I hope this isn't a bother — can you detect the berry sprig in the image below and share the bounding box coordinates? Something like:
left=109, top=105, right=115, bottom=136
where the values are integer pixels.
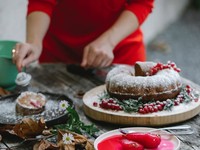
left=98, top=98, right=122, bottom=111
left=147, top=61, right=181, bottom=76
left=93, top=85, right=199, bottom=114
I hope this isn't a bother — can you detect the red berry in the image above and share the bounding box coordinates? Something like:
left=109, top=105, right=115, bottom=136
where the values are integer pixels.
left=143, top=106, right=149, bottom=113
left=153, top=106, right=158, bottom=112
left=179, top=98, right=184, bottom=103
left=170, top=62, right=175, bottom=67
left=186, top=85, right=191, bottom=89
left=152, top=68, right=157, bottom=75
left=174, top=100, right=180, bottom=106
left=186, top=89, right=191, bottom=94
left=156, top=63, right=162, bottom=69
left=110, top=104, right=115, bottom=110
left=93, top=102, right=98, bottom=107
left=100, top=101, right=109, bottom=109
left=157, top=104, right=163, bottom=111
left=148, top=105, right=154, bottom=112
left=108, top=99, right=114, bottom=103
left=138, top=108, right=146, bottom=114
left=163, top=65, right=169, bottom=69
left=159, top=102, right=165, bottom=107
left=113, top=104, right=120, bottom=110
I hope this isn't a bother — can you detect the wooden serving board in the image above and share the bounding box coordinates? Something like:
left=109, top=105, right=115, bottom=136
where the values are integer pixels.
left=83, top=81, right=200, bottom=126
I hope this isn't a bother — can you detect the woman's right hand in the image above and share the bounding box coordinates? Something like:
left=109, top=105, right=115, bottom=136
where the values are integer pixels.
left=12, top=42, right=42, bottom=72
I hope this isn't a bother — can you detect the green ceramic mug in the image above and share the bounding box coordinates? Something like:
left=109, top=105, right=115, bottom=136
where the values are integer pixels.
left=0, top=40, right=19, bottom=90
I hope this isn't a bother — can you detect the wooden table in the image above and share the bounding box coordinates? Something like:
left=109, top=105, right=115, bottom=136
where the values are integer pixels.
left=0, top=63, right=200, bottom=150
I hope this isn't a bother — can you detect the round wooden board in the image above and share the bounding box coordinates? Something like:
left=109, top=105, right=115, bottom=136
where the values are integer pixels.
left=83, top=85, right=200, bottom=126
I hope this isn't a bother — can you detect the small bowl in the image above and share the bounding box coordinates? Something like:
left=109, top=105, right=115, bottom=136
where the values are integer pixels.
left=0, top=40, right=19, bottom=90
left=94, top=127, right=180, bottom=150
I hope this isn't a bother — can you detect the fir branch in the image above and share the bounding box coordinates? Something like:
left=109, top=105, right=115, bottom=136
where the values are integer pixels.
left=53, top=107, right=99, bottom=137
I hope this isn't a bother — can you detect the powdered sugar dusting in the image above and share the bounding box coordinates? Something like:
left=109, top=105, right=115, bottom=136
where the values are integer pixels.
left=0, top=93, right=72, bottom=124
left=106, top=65, right=134, bottom=82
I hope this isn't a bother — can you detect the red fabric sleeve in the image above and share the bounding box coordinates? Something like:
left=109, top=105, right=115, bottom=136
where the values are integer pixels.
left=28, top=0, right=57, bottom=17
left=126, top=0, right=154, bottom=25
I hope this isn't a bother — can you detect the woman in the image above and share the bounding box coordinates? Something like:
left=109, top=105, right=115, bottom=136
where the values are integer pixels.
left=13, top=0, right=154, bottom=71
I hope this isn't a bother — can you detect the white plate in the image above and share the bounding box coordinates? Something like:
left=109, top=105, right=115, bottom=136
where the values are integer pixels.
left=94, top=127, right=180, bottom=150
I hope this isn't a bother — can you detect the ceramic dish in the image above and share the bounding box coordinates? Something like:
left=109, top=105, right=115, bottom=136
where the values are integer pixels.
left=0, top=92, right=73, bottom=126
left=94, top=127, right=180, bottom=150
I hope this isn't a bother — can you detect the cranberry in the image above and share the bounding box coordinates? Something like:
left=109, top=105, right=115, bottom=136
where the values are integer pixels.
left=138, top=108, right=146, bottom=114
left=93, top=102, right=98, bottom=107
left=157, top=104, right=163, bottom=111
left=179, top=98, right=184, bottom=103
left=186, top=89, right=191, bottom=94
left=143, top=106, right=149, bottom=113
left=153, top=106, right=158, bottom=112
left=108, top=99, right=114, bottom=103
left=148, top=106, right=154, bottom=112
left=186, top=85, right=191, bottom=89
left=171, top=63, right=175, bottom=67
left=159, top=102, right=166, bottom=107
left=100, top=101, right=109, bottom=109
left=174, top=100, right=180, bottom=106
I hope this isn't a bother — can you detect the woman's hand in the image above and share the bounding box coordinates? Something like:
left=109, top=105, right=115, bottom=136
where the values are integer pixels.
left=81, top=34, right=115, bottom=69
left=12, top=11, right=51, bottom=72
left=12, top=43, right=42, bottom=72
left=81, top=10, right=140, bottom=69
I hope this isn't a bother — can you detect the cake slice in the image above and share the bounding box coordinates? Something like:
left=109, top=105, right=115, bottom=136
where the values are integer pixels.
left=16, top=91, right=46, bottom=115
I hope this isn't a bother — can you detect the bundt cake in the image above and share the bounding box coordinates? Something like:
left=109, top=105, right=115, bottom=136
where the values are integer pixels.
left=16, top=91, right=46, bottom=115
left=106, top=61, right=182, bottom=101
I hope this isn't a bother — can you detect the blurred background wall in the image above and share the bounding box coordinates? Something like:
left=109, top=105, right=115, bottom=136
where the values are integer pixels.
left=142, top=0, right=190, bottom=43
left=0, top=0, right=27, bottom=42
left=0, top=0, right=190, bottom=44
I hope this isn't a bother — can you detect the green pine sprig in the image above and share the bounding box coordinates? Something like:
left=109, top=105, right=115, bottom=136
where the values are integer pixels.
left=53, top=106, right=99, bottom=137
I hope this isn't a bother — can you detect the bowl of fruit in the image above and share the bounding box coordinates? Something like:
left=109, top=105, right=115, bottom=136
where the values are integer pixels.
left=94, top=127, right=180, bottom=150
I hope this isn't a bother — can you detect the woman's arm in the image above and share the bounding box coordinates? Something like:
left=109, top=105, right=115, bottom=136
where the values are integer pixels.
left=108, top=0, right=154, bottom=46
left=81, top=0, right=154, bottom=68
left=13, top=12, right=50, bottom=72
left=81, top=10, right=139, bottom=68
left=27, top=11, right=50, bottom=46
left=13, top=0, right=56, bottom=71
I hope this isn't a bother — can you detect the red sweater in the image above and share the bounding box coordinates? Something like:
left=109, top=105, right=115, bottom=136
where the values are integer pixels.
left=28, top=0, right=154, bottom=65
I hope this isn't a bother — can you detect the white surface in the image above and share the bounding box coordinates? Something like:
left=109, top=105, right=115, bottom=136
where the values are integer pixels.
left=0, top=0, right=27, bottom=42
left=142, top=0, right=190, bottom=43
